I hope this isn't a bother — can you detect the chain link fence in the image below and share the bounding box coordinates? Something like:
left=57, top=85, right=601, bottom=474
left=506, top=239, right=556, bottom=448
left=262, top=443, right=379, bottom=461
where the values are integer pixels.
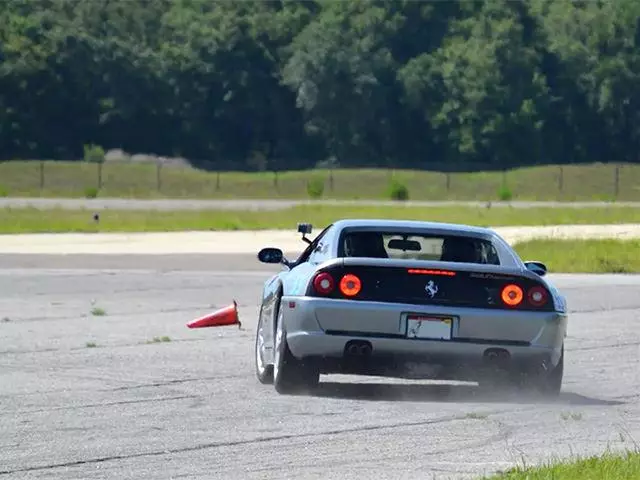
left=0, top=160, right=636, bottom=202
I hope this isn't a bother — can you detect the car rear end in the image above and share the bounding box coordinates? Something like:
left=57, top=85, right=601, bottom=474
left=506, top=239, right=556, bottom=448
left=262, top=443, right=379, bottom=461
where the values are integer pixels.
left=281, top=258, right=567, bottom=380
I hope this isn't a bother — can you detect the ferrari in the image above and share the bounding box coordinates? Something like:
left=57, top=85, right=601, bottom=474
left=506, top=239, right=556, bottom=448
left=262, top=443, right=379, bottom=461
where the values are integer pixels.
left=254, top=219, right=568, bottom=395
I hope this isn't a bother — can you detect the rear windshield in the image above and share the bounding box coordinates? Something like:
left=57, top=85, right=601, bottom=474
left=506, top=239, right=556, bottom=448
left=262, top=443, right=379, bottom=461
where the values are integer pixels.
left=339, top=230, right=500, bottom=265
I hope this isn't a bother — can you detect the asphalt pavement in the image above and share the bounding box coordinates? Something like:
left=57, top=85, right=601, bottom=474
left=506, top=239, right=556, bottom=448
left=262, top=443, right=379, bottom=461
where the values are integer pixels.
left=2, top=197, right=640, bottom=211
left=1, top=255, right=639, bottom=480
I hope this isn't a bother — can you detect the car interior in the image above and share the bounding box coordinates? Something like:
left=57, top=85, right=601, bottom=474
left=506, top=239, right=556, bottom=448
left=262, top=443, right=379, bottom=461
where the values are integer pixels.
left=342, top=231, right=500, bottom=265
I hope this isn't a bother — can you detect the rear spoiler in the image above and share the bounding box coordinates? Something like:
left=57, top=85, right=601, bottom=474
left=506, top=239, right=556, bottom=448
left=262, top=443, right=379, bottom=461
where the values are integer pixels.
left=338, top=257, right=539, bottom=280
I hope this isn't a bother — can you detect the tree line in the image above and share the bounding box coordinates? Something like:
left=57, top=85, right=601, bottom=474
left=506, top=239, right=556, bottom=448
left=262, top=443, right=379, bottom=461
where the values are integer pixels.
left=1, top=0, right=639, bottom=172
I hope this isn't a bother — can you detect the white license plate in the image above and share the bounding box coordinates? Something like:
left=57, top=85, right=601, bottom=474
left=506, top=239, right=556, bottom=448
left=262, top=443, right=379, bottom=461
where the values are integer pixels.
left=406, top=315, right=452, bottom=340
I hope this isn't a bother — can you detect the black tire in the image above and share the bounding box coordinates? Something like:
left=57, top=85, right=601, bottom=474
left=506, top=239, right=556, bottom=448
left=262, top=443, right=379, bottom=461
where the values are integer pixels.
left=478, top=346, right=564, bottom=397
left=273, top=307, right=319, bottom=394
left=254, top=304, right=274, bottom=384
left=534, top=345, right=564, bottom=397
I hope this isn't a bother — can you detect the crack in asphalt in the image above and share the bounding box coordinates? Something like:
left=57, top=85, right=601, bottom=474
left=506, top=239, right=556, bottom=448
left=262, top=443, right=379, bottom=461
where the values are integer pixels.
left=0, top=398, right=609, bottom=477
left=0, top=412, right=501, bottom=476
left=8, top=394, right=199, bottom=415
left=569, top=305, right=640, bottom=314
left=570, top=340, right=640, bottom=352
left=0, top=374, right=245, bottom=401
left=0, top=337, right=214, bottom=356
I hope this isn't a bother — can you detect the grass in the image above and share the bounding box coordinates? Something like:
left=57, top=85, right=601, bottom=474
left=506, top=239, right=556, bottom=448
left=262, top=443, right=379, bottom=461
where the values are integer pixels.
left=146, top=336, right=171, bottom=344
left=483, top=451, right=640, bottom=479
left=0, top=161, right=636, bottom=201
left=2, top=206, right=639, bottom=272
left=2, top=204, right=640, bottom=234
left=514, top=239, right=640, bottom=273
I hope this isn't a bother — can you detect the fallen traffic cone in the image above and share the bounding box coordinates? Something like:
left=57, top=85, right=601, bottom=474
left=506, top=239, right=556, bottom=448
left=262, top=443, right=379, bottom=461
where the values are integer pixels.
left=186, top=300, right=242, bottom=329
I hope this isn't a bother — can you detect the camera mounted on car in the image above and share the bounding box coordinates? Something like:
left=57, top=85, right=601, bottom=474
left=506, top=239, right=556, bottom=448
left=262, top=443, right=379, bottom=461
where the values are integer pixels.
left=297, top=223, right=313, bottom=244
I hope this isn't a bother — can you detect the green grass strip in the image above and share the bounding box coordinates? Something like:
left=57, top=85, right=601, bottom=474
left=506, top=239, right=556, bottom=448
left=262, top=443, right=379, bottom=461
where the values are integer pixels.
left=483, top=451, right=640, bottom=479
left=1, top=205, right=640, bottom=234
left=514, top=239, right=640, bottom=273
left=0, top=161, right=634, bottom=201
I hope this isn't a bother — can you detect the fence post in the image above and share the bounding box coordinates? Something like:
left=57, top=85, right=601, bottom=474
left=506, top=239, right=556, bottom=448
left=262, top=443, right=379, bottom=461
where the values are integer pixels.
left=558, top=166, right=563, bottom=194
left=614, top=164, right=620, bottom=198
left=156, top=163, right=162, bottom=192
left=216, top=171, right=220, bottom=190
left=97, top=162, right=103, bottom=189
left=39, top=161, right=45, bottom=191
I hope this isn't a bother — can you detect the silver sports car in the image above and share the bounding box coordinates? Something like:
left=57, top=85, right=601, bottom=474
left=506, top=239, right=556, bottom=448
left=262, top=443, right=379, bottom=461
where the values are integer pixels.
left=254, top=219, right=568, bottom=396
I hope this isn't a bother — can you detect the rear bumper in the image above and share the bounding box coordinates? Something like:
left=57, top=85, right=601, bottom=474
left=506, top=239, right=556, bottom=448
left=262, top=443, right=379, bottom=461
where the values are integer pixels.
left=281, top=295, right=567, bottom=373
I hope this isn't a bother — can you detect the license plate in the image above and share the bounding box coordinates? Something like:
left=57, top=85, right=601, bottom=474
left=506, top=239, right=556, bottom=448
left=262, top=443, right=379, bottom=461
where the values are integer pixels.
left=406, top=315, right=452, bottom=340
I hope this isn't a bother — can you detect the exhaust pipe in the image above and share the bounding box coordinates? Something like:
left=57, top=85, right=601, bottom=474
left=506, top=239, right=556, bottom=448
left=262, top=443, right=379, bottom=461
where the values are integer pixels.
left=483, top=348, right=510, bottom=364
left=347, top=344, right=361, bottom=356
left=344, top=340, right=373, bottom=357
left=359, top=343, right=372, bottom=356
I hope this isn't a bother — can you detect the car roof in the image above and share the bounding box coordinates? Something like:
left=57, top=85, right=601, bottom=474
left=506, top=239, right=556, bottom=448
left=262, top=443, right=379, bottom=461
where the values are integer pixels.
left=330, top=218, right=496, bottom=236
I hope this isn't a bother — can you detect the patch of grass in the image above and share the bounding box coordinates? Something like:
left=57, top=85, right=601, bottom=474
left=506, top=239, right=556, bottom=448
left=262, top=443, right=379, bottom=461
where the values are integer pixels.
left=2, top=205, right=640, bottom=234
left=306, top=176, right=325, bottom=198
left=387, top=178, right=409, bottom=200
left=0, top=161, right=635, bottom=201
left=90, top=307, right=106, bottom=316
left=514, top=239, right=640, bottom=273
left=497, top=184, right=513, bottom=201
left=560, top=411, right=583, bottom=421
left=146, top=336, right=171, bottom=344
left=85, top=342, right=98, bottom=348
left=84, top=186, right=99, bottom=198
left=464, top=412, right=489, bottom=420
left=484, top=450, right=640, bottom=479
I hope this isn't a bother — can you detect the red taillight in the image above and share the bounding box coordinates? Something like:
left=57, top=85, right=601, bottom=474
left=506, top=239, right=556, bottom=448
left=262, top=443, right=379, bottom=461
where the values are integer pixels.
left=339, top=274, right=362, bottom=297
left=313, top=272, right=335, bottom=295
left=408, top=269, right=456, bottom=276
left=527, top=286, right=548, bottom=307
left=501, top=284, right=524, bottom=307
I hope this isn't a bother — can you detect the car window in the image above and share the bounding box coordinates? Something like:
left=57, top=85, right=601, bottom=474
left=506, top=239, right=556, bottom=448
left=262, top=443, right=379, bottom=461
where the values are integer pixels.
left=339, top=230, right=501, bottom=265
left=309, top=236, right=332, bottom=264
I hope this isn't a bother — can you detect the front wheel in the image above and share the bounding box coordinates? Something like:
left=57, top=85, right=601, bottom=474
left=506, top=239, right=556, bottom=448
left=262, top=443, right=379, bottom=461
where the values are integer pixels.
left=255, top=305, right=273, bottom=384
left=273, top=308, right=319, bottom=394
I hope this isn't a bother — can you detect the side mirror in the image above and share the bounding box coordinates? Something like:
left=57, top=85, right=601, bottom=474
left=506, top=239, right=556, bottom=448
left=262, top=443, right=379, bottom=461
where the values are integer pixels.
left=258, top=247, right=284, bottom=264
left=524, top=261, right=547, bottom=277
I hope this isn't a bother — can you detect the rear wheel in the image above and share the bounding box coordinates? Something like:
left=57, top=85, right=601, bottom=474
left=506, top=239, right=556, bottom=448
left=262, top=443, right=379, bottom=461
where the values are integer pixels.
left=533, top=345, right=564, bottom=397
left=273, top=307, right=319, bottom=394
left=478, top=346, right=564, bottom=397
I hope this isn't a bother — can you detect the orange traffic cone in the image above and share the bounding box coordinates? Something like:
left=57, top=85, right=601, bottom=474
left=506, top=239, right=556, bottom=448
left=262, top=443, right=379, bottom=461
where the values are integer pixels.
left=186, top=300, right=242, bottom=329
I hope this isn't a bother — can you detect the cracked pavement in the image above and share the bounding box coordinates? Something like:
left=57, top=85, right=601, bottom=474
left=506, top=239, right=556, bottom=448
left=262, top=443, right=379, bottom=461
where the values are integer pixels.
left=1, top=255, right=639, bottom=479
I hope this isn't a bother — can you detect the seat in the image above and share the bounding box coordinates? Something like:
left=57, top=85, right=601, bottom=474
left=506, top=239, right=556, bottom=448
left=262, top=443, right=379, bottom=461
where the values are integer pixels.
left=344, top=232, right=389, bottom=258
left=440, top=237, right=479, bottom=263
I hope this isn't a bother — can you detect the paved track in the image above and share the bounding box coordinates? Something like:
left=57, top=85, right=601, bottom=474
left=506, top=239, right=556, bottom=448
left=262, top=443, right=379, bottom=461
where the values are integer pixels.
left=1, top=255, right=639, bottom=480
left=2, top=197, right=640, bottom=211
